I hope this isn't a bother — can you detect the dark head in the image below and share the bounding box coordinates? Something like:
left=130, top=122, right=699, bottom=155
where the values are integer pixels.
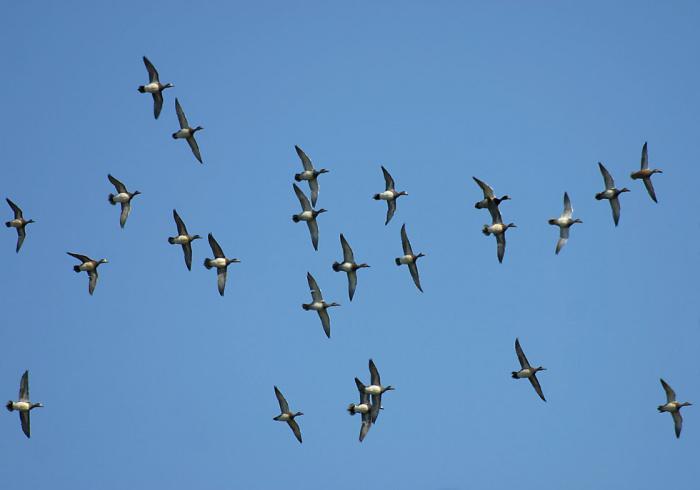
left=653, top=169, right=663, bottom=174
left=415, top=253, right=425, bottom=260
left=681, top=402, right=693, bottom=407
left=137, top=86, right=146, bottom=93
left=132, top=191, right=142, bottom=197
left=332, top=262, right=341, bottom=272
left=193, top=126, right=204, bottom=133
left=98, top=259, right=109, bottom=265
left=31, top=402, right=44, bottom=409
left=26, top=219, right=35, bottom=225
left=511, top=371, right=519, bottom=379
left=620, top=187, right=630, bottom=193
left=313, top=208, right=327, bottom=217
left=382, top=386, right=395, bottom=393
left=6, top=401, right=13, bottom=412
left=227, top=258, right=241, bottom=266
left=327, top=302, right=341, bottom=308
left=573, top=219, right=583, bottom=224
left=397, top=191, right=408, bottom=197
left=171, top=132, right=179, bottom=139
left=506, top=223, right=517, bottom=229
left=357, top=263, right=370, bottom=269
left=535, top=366, right=546, bottom=372
left=496, top=195, right=511, bottom=204
left=318, top=168, right=329, bottom=175
left=163, top=83, right=174, bottom=90
left=191, top=234, right=202, bottom=241
left=293, top=411, right=304, bottom=418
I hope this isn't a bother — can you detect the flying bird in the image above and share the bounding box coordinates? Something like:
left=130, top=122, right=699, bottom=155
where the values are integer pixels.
left=137, top=56, right=173, bottom=119
left=595, top=162, right=629, bottom=226
left=5, top=370, right=43, bottom=438
left=172, top=98, right=204, bottom=164
left=658, top=378, right=692, bottom=438
left=395, top=224, right=425, bottom=292
left=107, top=174, right=141, bottom=228
left=273, top=386, right=303, bottom=444
left=472, top=176, right=510, bottom=222
left=348, top=377, right=373, bottom=442
left=292, top=183, right=326, bottom=251
left=301, top=272, right=339, bottom=338
left=67, top=252, right=108, bottom=295
left=168, top=209, right=201, bottom=270
left=294, top=145, right=329, bottom=207
left=373, top=166, right=407, bottom=225
left=548, top=192, right=582, bottom=255
left=511, top=338, right=547, bottom=402
left=203, top=233, right=240, bottom=296
left=332, top=233, right=369, bottom=301
left=630, top=142, right=663, bottom=203
left=5, top=198, right=34, bottom=253
left=363, top=359, right=394, bottom=424
left=482, top=215, right=516, bottom=264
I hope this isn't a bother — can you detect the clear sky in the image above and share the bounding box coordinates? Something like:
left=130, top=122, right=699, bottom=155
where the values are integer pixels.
left=1, top=1, right=698, bottom=488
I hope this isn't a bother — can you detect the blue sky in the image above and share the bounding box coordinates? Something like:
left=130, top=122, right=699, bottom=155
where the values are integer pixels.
left=1, top=1, right=698, bottom=488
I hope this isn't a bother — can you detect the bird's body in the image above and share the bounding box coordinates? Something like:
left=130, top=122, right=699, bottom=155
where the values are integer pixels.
left=595, top=162, right=629, bottom=226
left=5, top=370, right=43, bottom=438
left=630, top=142, right=663, bottom=203
left=107, top=174, right=140, bottom=228
left=512, top=338, right=546, bottom=402
left=292, top=183, right=326, bottom=251
left=302, top=272, right=339, bottom=338
left=293, top=145, right=328, bottom=207
left=137, top=56, right=173, bottom=119
left=373, top=166, right=407, bottom=225
left=482, top=217, right=516, bottom=263
left=395, top=224, right=425, bottom=292
left=203, top=233, right=240, bottom=296
left=658, top=378, right=692, bottom=438
left=67, top=252, right=108, bottom=295
left=332, top=234, right=369, bottom=301
left=273, top=386, right=303, bottom=443
left=548, top=192, right=582, bottom=254
left=472, top=176, right=510, bottom=223
left=172, top=98, right=204, bottom=163
left=5, top=198, right=34, bottom=253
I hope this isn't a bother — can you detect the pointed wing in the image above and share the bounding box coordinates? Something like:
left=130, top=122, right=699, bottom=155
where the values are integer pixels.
left=369, top=360, right=381, bottom=386
left=385, top=200, right=396, bottom=225
left=487, top=204, right=503, bottom=224
left=217, top=267, right=227, bottom=296
left=318, top=309, right=331, bottom=338
left=598, top=162, right=615, bottom=189
left=562, top=192, right=573, bottom=219
left=381, top=166, right=395, bottom=190
left=20, top=411, right=30, bottom=438
left=370, top=394, right=382, bottom=423
left=143, top=56, right=159, bottom=83
left=359, top=415, right=371, bottom=442
left=295, top=145, right=313, bottom=171
left=309, top=178, right=319, bottom=207
left=19, top=370, right=29, bottom=401
left=529, top=373, right=546, bottom=402
left=182, top=243, right=193, bottom=271
left=496, top=232, right=506, bottom=263
left=274, top=386, right=289, bottom=413
left=152, top=92, right=164, bottom=119
left=641, top=142, right=648, bottom=170
left=472, top=176, right=495, bottom=199
left=187, top=136, right=203, bottom=164
left=108, top=174, right=128, bottom=194
left=515, top=339, right=530, bottom=369
left=88, top=269, right=98, bottom=295
left=610, top=198, right=621, bottom=226
left=307, top=219, right=319, bottom=251
left=67, top=252, right=91, bottom=263
left=15, top=227, right=26, bottom=253
left=6, top=198, right=23, bottom=219
left=287, top=418, right=302, bottom=443
left=408, top=263, right=423, bottom=292
left=293, top=183, right=312, bottom=211
left=555, top=237, right=568, bottom=255
left=355, top=378, right=368, bottom=400
left=119, top=202, right=131, bottom=228
left=208, top=233, right=225, bottom=258
left=347, top=270, right=357, bottom=301
left=173, top=209, right=188, bottom=235
left=400, top=224, right=414, bottom=255
left=660, top=379, right=676, bottom=403
left=643, top=178, right=658, bottom=203
left=175, top=98, right=189, bottom=129
left=672, top=411, right=683, bottom=438
left=340, top=234, right=354, bottom=263
left=307, top=273, right=322, bottom=302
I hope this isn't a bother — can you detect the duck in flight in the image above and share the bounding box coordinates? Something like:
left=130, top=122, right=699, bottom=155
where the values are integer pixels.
left=67, top=252, right=108, bottom=295
left=5, top=198, right=34, bottom=253
left=548, top=192, right=582, bottom=255
left=273, top=386, right=303, bottom=444
left=658, top=378, right=692, bottom=438
left=168, top=209, right=201, bottom=271
left=172, top=98, right=204, bottom=164
left=595, top=162, right=629, bottom=226
left=348, top=377, right=373, bottom=442
left=630, top=142, right=663, bottom=203
left=472, top=176, right=510, bottom=222
left=373, top=166, right=407, bottom=225
left=292, top=183, right=326, bottom=251
left=482, top=215, right=516, bottom=264
left=107, top=174, right=141, bottom=228
left=332, top=233, right=369, bottom=301
left=203, top=233, right=240, bottom=296
left=512, top=338, right=546, bottom=402
left=6, top=370, right=43, bottom=438
left=361, top=359, right=394, bottom=424
left=395, top=224, right=425, bottom=292
left=294, top=145, right=329, bottom=207
left=137, top=56, right=173, bottom=119
left=302, top=272, right=339, bottom=338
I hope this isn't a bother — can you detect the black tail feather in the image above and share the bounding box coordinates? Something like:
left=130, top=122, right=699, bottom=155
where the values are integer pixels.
left=373, top=194, right=381, bottom=200
left=108, top=193, right=116, bottom=205
left=203, top=259, right=212, bottom=270
left=395, top=258, right=401, bottom=266
left=73, top=265, right=81, bottom=273
left=292, top=215, right=300, bottom=223
left=168, top=237, right=176, bottom=244
left=138, top=86, right=146, bottom=93
left=511, top=372, right=519, bottom=379
left=4, top=221, right=10, bottom=227
left=6, top=401, right=14, bottom=411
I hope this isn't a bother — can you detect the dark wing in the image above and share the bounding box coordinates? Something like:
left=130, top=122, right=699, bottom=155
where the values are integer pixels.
left=340, top=234, right=354, bottom=263
left=598, top=162, right=615, bottom=189
left=295, top=145, right=313, bottom=171
left=562, top=192, right=573, bottom=219
left=385, top=200, right=396, bottom=225
left=515, top=338, right=530, bottom=369
left=355, top=377, right=368, bottom=399
left=20, top=411, right=30, bottom=438
left=318, top=309, right=331, bottom=338
left=400, top=224, right=414, bottom=255
left=381, top=166, right=395, bottom=190
left=19, top=370, right=29, bottom=401
left=359, top=415, right=371, bottom=442
left=369, top=359, right=381, bottom=386
left=370, top=394, right=382, bottom=423
left=672, top=411, right=683, bottom=438
left=175, top=98, right=189, bottom=129
left=472, top=176, right=495, bottom=199
left=187, top=136, right=203, bottom=164
left=293, top=183, right=312, bottom=211
left=307, top=272, right=322, bottom=302
left=108, top=174, right=128, bottom=194
left=307, top=219, right=319, bottom=251
left=610, top=197, right=621, bottom=226
left=555, top=237, right=567, bottom=255
left=143, top=56, right=160, bottom=83
left=88, top=269, right=98, bottom=295
left=208, top=233, right=225, bottom=258
left=287, top=419, right=303, bottom=443
left=274, top=386, right=289, bottom=413
left=173, top=209, right=188, bottom=235
left=182, top=243, right=193, bottom=271
left=660, top=379, right=676, bottom=403
left=496, top=232, right=506, bottom=263
left=6, top=198, right=23, bottom=219
left=487, top=204, right=503, bottom=224
left=119, top=202, right=131, bottom=228
left=408, top=263, right=423, bottom=292
left=67, top=252, right=91, bottom=263
left=529, top=373, right=546, bottom=402
left=152, top=92, right=164, bottom=119
left=309, top=178, right=319, bottom=207
left=347, top=270, right=357, bottom=301
left=643, top=178, right=658, bottom=203
left=641, top=142, right=648, bottom=170
left=15, top=227, right=26, bottom=253
left=217, top=267, right=227, bottom=296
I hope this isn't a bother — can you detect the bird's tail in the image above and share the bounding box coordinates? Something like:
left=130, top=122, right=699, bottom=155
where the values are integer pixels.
left=302, top=304, right=310, bottom=311
left=171, top=133, right=178, bottom=139
left=168, top=237, right=176, bottom=244
left=108, top=193, right=116, bottom=205
left=482, top=225, right=490, bottom=236
left=203, top=259, right=212, bottom=270
left=73, top=265, right=81, bottom=273
left=511, top=372, right=519, bottom=379
left=347, top=404, right=357, bottom=415
left=547, top=219, right=557, bottom=225
left=137, top=86, right=146, bottom=93
left=292, top=215, right=300, bottom=223
left=294, top=173, right=302, bottom=182
left=332, top=262, right=341, bottom=272
left=657, top=405, right=665, bottom=412
left=395, top=258, right=401, bottom=266
left=6, top=401, right=13, bottom=412
left=594, top=192, right=604, bottom=201
left=372, top=194, right=381, bottom=200
left=4, top=221, right=10, bottom=227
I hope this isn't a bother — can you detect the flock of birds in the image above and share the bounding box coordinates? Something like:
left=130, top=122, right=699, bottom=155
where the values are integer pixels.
left=3, top=56, right=691, bottom=443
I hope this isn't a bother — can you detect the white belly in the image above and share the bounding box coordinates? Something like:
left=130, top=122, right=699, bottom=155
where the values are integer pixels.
left=211, top=258, right=228, bottom=268
left=379, top=190, right=395, bottom=201
left=490, top=224, right=505, bottom=234
left=309, top=302, right=324, bottom=311
left=339, top=262, right=354, bottom=272
left=174, top=129, right=190, bottom=139
left=602, top=189, right=615, bottom=199
left=8, top=219, right=22, bottom=228
left=277, top=413, right=291, bottom=421
left=298, top=170, right=314, bottom=180
left=79, top=263, right=95, bottom=272
left=355, top=404, right=370, bottom=414
left=144, top=82, right=160, bottom=93
left=399, top=255, right=413, bottom=265
left=516, top=369, right=531, bottom=378
left=299, top=210, right=313, bottom=221
left=365, top=385, right=382, bottom=395
left=173, top=235, right=190, bottom=244
left=113, top=193, right=130, bottom=203
left=13, top=401, right=30, bottom=412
